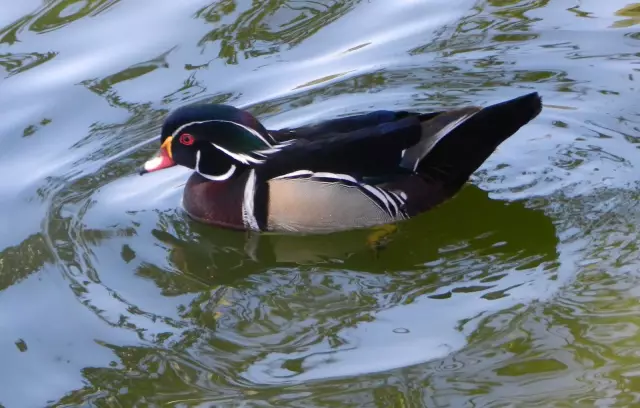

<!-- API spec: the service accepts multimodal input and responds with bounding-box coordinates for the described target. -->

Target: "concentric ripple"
[0,0,640,406]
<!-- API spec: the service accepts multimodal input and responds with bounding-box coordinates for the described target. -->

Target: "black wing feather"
[257,115,424,181]
[269,110,439,143]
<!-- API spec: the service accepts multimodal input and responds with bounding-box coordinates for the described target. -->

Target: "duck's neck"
[182,172,248,230]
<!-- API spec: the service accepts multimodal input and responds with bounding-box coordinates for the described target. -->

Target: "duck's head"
[139,104,275,180]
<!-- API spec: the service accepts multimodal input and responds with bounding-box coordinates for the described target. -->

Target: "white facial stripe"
[211,143,263,165]
[170,119,272,147]
[255,139,295,155]
[195,150,236,181]
[211,119,272,147]
[171,120,218,138]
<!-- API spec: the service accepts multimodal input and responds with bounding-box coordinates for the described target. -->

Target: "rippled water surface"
[2,0,640,406]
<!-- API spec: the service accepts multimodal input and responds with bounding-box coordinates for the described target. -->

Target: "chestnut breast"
[182,172,247,230]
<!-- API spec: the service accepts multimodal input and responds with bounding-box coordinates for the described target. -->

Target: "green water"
[1,0,640,406]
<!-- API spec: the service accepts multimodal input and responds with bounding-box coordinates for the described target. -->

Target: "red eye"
[179,133,194,145]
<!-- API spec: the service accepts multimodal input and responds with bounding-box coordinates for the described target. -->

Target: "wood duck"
[140,92,542,234]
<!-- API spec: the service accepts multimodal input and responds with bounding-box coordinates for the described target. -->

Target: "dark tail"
[404,91,542,192]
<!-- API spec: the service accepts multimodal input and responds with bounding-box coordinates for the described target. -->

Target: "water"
[1,0,639,406]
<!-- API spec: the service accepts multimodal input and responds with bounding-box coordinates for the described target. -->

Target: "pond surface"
[1,0,640,406]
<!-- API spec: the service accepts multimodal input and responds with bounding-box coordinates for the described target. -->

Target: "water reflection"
[43,168,559,405]
[0,51,57,77]
[0,0,639,406]
[144,184,558,283]
[1,0,121,45]
[195,0,362,63]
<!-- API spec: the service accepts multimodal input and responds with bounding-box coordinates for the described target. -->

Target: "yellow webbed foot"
[367,223,399,256]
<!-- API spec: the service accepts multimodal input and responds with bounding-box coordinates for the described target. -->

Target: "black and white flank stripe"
[241,169,410,231]
[272,170,409,220]
[242,169,261,230]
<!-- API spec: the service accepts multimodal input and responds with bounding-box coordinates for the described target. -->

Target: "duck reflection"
[149,184,558,287]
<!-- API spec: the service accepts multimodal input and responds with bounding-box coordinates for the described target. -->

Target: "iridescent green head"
[140,104,275,180]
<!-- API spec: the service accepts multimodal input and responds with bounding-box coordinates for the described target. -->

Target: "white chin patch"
[199,165,236,181]
[195,150,237,181]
